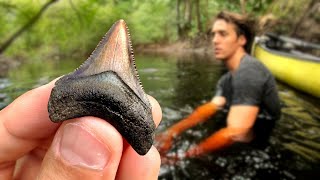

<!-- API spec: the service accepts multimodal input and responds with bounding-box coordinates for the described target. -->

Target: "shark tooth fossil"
[48,19,155,155]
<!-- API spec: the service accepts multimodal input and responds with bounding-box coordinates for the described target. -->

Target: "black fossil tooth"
[48,19,155,155]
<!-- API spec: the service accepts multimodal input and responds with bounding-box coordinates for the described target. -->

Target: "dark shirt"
[215,54,281,148]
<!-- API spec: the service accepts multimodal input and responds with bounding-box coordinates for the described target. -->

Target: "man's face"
[211,19,244,60]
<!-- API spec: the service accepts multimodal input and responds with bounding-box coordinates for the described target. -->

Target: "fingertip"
[149,146,161,169]
[116,145,160,180]
[147,95,162,127]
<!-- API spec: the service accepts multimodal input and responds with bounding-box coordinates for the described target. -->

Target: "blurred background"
[0,0,319,72]
[0,0,319,179]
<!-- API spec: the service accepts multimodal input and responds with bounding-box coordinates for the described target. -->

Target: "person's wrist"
[167,129,177,138]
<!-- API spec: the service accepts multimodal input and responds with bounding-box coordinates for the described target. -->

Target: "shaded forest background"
[0,0,319,76]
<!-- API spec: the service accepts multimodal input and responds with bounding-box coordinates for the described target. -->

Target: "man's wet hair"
[215,11,256,53]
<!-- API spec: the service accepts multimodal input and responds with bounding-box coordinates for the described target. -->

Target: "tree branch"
[0,0,59,54]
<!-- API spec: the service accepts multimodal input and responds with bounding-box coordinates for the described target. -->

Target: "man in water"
[157,11,281,157]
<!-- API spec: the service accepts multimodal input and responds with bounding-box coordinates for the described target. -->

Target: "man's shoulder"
[218,72,232,83]
[242,54,265,67]
[233,54,275,87]
[239,54,272,76]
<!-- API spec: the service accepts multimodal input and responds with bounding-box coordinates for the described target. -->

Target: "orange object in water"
[185,128,234,157]
[170,102,217,134]
[156,102,217,154]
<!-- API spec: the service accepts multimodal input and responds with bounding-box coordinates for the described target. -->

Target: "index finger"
[0,80,60,164]
[1,80,60,140]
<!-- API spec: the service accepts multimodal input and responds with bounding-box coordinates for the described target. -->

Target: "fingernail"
[59,123,109,170]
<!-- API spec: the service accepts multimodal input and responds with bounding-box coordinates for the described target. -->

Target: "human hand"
[184,146,203,158]
[155,130,175,154]
[0,79,162,180]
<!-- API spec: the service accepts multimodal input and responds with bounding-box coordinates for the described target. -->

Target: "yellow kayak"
[252,34,320,98]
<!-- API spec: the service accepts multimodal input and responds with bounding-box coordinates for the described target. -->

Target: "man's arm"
[185,105,259,157]
[156,96,225,153]
[169,96,226,135]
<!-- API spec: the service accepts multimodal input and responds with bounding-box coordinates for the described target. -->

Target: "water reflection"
[275,85,320,163]
[0,53,319,179]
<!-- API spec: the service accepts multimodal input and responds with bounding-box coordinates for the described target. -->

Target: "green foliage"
[129,0,176,44]
[0,0,303,62]
[0,0,176,60]
[266,0,317,37]
[245,0,274,15]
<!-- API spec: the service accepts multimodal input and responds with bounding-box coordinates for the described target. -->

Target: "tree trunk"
[205,0,209,28]
[291,0,317,37]
[195,0,202,34]
[0,0,59,54]
[240,0,246,14]
[181,0,192,40]
[176,0,182,39]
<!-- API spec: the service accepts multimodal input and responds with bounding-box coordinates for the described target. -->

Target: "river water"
[0,53,319,179]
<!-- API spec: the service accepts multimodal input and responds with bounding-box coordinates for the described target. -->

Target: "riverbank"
[0,41,214,77]
[0,55,22,77]
[136,41,213,57]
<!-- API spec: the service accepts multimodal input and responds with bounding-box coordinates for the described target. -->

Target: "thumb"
[38,117,123,179]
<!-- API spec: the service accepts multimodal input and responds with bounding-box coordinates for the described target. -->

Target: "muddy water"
[0,53,319,179]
